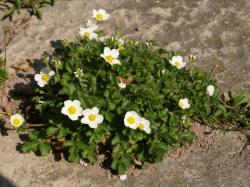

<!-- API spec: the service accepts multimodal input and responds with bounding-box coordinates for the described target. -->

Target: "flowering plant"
[1,0,55,19]
[12,9,250,176]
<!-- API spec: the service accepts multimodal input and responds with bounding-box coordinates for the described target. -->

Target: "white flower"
[74,68,84,78]
[79,27,98,40]
[169,56,187,69]
[178,98,190,110]
[81,107,104,129]
[93,9,110,21]
[138,117,151,134]
[61,100,83,121]
[118,82,126,89]
[161,70,166,74]
[34,67,55,87]
[10,114,25,128]
[101,47,121,65]
[119,174,127,181]
[206,85,215,96]
[124,111,140,129]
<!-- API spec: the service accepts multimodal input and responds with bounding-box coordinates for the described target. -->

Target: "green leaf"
[46,126,58,136]
[39,142,52,156]
[57,127,68,138]
[111,135,120,145]
[64,140,75,147]
[28,131,39,141]
[68,146,80,162]
[21,141,40,153]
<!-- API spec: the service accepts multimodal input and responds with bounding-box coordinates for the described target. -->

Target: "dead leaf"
[221,92,230,103]
[11,61,30,72]
[57,137,65,142]
[117,74,134,85]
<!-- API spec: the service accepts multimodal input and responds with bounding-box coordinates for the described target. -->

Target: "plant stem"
[0,111,11,116]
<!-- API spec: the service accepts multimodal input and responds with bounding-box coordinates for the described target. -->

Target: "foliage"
[0,57,8,85]
[0,0,55,19]
[17,36,250,174]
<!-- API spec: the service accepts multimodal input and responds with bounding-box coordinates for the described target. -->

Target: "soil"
[0,0,250,186]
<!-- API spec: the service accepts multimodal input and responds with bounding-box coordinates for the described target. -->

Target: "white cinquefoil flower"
[178,98,190,110]
[34,67,55,87]
[138,117,151,134]
[61,100,83,121]
[124,111,140,129]
[206,85,215,96]
[81,107,104,129]
[101,47,121,65]
[79,27,98,40]
[93,9,110,21]
[10,114,25,128]
[169,56,187,69]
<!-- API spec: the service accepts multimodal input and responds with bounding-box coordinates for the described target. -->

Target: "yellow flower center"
[42,74,49,81]
[96,13,104,21]
[127,116,135,124]
[175,61,182,68]
[84,32,90,38]
[138,123,144,131]
[13,118,20,126]
[106,55,114,63]
[178,100,184,108]
[88,114,96,121]
[68,106,77,115]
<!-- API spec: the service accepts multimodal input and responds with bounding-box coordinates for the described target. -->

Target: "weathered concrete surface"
[0,0,250,186]
[0,125,250,187]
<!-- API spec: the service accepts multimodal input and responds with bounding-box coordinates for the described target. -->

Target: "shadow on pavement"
[0,175,15,187]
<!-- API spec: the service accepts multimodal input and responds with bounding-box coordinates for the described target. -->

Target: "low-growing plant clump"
[10,9,250,176]
[0,0,55,19]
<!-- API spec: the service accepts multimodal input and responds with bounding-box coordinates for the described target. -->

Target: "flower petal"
[92,107,99,114]
[111,49,119,58]
[96,114,104,124]
[68,114,78,121]
[111,59,121,65]
[82,109,92,116]
[88,122,98,129]
[61,106,68,115]
[104,47,111,55]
